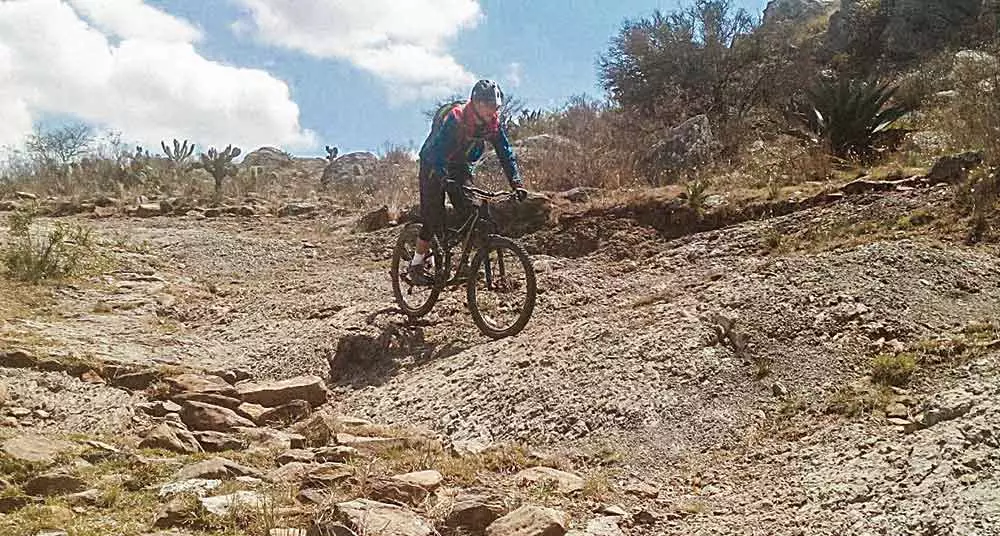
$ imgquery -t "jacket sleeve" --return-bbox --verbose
[424,113,460,178]
[491,127,522,187]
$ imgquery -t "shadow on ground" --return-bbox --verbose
[328,309,472,388]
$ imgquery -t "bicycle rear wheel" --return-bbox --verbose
[391,223,444,317]
[466,236,536,339]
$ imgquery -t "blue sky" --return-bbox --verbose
[208,0,768,155]
[0,0,767,157]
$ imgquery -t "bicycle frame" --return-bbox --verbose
[441,201,491,287]
[438,183,510,288]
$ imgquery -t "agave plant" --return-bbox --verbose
[798,78,909,159]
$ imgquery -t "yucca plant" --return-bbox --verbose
[797,78,909,159]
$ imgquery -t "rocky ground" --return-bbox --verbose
[1,178,999,535]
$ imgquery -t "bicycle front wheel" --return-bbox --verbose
[466,236,536,339]
[391,223,444,317]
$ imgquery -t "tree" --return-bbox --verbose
[599,0,798,144]
[25,123,94,166]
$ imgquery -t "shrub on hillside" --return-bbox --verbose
[599,1,809,148]
[940,46,1000,167]
[2,207,101,283]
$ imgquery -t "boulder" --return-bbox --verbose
[173,393,244,411]
[489,194,553,238]
[134,203,164,218]
[158,479,223,498]
[0,495,35,513]
[237,375,328,408]
[23,472,88,496]
[140,423,203,454]
[153,496,198,529]
[108,369,162,391]
[566,517,625,536]
[331,499,435,536]
[952,50,1000,82]
[515,467,586,494]
[268,462,352,486]
[486,506,568,536]
[925,151,984,185]
[257,400,313,426]
[238,427,306,451]
[370,479,429,507]
[194,431,247,452]
[356,206,393,233]
[64,489,102,507]
[313,446,359,463]
[165,374,240,398]
[175,457,263,481]
[320,152,379,189]
[882,1,982,59]
[200,491,269,517]
[209,368,253,385]
[180,401,257,432]
[137,400,183,417]
[2,436,78,464]
[0,349,36,368]
[444,493,506,534]
[276,449,316,465]
[291,410,339,447]
[643,114,716,177]
[392,470,443,491]
[277,203,319,218]
[301,463,354,488]
[762,0,837,24]
[243,147,294,169]
[237,402,270,423]
[268,462,315,483]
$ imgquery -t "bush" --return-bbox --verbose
[871,352,917,386]
[940,45,1000,167]
[599,1,808,150]
[2,208,101,283]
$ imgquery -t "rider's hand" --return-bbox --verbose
[514,187,528,202]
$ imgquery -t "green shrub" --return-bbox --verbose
[2,208,100,283]
[871,352,917,386]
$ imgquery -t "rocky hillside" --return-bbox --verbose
[1,140,999,534]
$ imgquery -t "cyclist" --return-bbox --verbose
[409,79,528,286]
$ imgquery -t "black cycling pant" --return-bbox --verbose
[418,160,473,242]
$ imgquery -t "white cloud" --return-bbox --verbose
[505,62,523,89]
[232,0,482,101]
[67,0,202,43]
[0,0,315,151]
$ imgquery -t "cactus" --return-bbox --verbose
[161,139,196,168]
[325,145,339,163]
[197,145,242,198]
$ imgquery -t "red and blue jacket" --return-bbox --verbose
[419,101,522,187]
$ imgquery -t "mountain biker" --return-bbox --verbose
[409,79,527,285]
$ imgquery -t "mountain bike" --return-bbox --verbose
[390,182,537,339]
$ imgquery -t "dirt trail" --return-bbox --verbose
[2,186,1000,534]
